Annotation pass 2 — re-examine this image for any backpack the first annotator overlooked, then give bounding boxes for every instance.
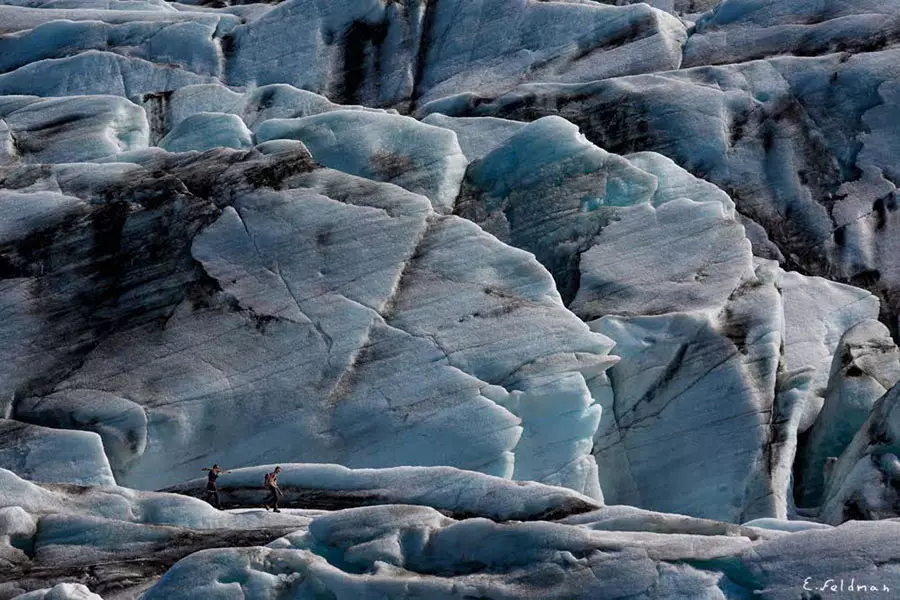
[264,472,272,487]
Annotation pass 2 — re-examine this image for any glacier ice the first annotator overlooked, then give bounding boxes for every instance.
[421,113,526,162]
[135,501,900,600]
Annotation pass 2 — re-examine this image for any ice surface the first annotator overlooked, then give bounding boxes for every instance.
[163,463,600,520]
[11,583,102,600]
[0,467,314,597]
[741,517,832,534]
[571,199,752,318]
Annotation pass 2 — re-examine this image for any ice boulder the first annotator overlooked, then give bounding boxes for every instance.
[158,112,253,153]
[257,110,467,213]
[456,117,742,305]
[624,151,736,215]
[14,390,149,481]
[421,113,526,162]
[456,115,658,302]
[796,319,900,507]
[11,583,103,600]
[684,0,900,67]
[0,421,115,487]
[0,95,149,163]
[780,273,882,433]
[139,83,390,145]
[820,381,900,524]
[590,262,785,522]
[0,506,36,569]
[0,6,237,77]
[0,51,215,99]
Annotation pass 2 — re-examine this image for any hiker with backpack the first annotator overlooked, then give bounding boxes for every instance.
[264,466,283,512]
[201,464,230,509]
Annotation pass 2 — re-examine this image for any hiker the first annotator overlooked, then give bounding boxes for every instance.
[201,464,230,509]
[264,466,283,512]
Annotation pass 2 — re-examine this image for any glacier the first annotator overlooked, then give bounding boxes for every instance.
[3,0,900,597]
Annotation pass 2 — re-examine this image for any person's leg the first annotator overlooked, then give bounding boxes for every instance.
[272,488,280,512]
[212,489,220,509]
